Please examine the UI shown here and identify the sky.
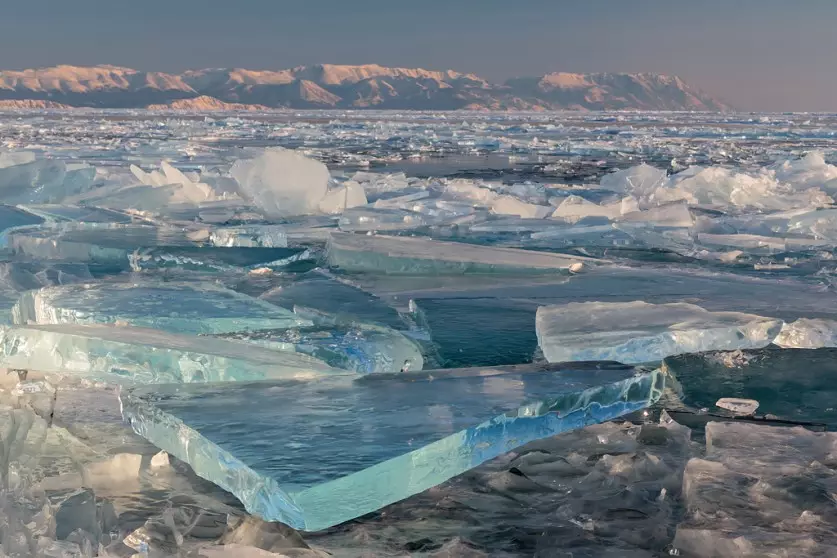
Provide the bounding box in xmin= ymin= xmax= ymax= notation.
xmin=1 ymin=0 xmax=835 ymax=111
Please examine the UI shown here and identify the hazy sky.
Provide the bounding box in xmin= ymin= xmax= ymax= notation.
xmin=2 ymin=0 xmax=835 ymax=111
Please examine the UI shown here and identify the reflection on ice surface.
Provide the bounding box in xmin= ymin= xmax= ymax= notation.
xmin=1 ymin=110 xmax=837 ymax=555
xmin=120 ymin=363 xmax=663 ymax=531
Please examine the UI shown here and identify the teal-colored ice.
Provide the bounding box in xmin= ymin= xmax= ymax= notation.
xmin=5 ymin=222 xmax=303 ymax=272
xmin=0 ymin=323 xmax=337 ymax=383
xmin=221 ymin=323 xmax=423 ymax=374
xmin=120 ymin=362 xmax=663 ymax=531
xmin=12 ymin=282 xmax=310 ymax=334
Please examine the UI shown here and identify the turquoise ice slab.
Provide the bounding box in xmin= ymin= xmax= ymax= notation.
xmin=120 ymin=362 xmax=664 ymax=531
xmin=0 ymin=324 xmax=337 ymax=383
xmin=13 ymin=282 xmax=310 ymax=334
xmin=5 ymin=222 xmax=304 ymax=271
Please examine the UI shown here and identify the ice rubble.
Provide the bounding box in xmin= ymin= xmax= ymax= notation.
xmin=536 ymin=301 xmax=783 ymax=364
xmin=4 ymin=114 xmax=837 ymax=553
xmin=120 ymin=363 xmax=663 ymax=531
xmin=673 ymin=422 xmax=837 ymax=556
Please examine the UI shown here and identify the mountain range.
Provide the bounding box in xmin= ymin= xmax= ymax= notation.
xmin=0 ymin=64 xmax=731 ymax=111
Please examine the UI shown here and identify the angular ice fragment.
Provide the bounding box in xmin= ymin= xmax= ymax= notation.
xmin=0 ymin=324 xmax=335 ymax=383
xmin=327 ymin=233 xmax=598 ymax=275
xmin=617 ymin=202 xmax=694 ymax=228
xmin=351 ymin=171 xmax=410 ymax=195
xmin=551 ymin=195 xmax=622 ymax=222
xmin=772 ymin=151 xmax=837 ymax=192
xmin=715 ymin=397 xmax=759 ymax=416
xmin=774 ymin=318 xmax=837 ymax=349
xmin=664 ymin=347 xmax=837 ymax=427
xmin=338 ymin=207 xmax=431 ymax=232
xmin=120 ymin=362 xmax=663 ymax=531
xmin=599 ymin=164 xmax=667 ymax=198
xmin=373 ymin=190 xmax=432 ymax=209
xmin=259 ymin=273 xmax=405 ymax=330
xmin=490 ymin=195 xmax=552 ymax=219
xmin=209 ymin=225 xmax=288 ymax=248
xmin=0 ymin=159 xmax=65 ymax=204
xmin=12 ymin=282 xmax=310 ymax=334
xmin=536 ymin=301 xmax=782 ymax=364
xmin=230 ymin=148 xmax=329 ymax=217
xmin=317 ymin=181 xmax=367 ymax=214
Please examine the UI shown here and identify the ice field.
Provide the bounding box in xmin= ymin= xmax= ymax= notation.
xmin=1 ymin=109 xmax=837 ymax=556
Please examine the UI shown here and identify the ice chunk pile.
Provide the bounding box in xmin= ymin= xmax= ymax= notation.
xmin=674 ymin=422 xmax=837 ymax=556
xmin=7 ymin=112 xmax=837 ymax=551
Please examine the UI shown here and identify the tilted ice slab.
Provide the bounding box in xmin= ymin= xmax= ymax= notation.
xmin=259 ymin=272 xmax=406 ymax=330
xmin=327 ymin=232 xmax=598 ymax=275
xmin=0 ymin=324 xmax=336 ymax=383
xmin=6 ymin=222 xmax=304 ymax=272
xmin=536 ymin=301 xmax=783 ymax=364
xmin=120 ymin=362 xmax=663 ymax=531
xmin=13 ymin=282 xmax=310 ymax=334
xmin=5 ymin=223 xmax=200 ymax=263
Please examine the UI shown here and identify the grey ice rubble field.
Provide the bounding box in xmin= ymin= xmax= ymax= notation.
xmin=2 ymin=109 xmax=837 ymax=557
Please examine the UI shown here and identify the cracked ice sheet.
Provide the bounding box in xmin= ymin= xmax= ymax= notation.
xmin=0 ymin=324 xmax=337 ymax=383
xmin=120 ymin=362 xmax=663 ymax=532
xmin=673 ymin=422 xmax=837 ymax=557
xmin=536 ymin=301 xmax=782 ymax=365
xmin=12 ymin=281 xmax=310 ymax=334
xmin=326 ymin=232 xmax=599 ymax=275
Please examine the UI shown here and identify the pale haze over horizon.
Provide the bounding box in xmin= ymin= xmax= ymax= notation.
xmin=3 ymin=0 xmax=834 ymax=112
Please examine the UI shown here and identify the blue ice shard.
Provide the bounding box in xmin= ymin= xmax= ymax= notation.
xmin=120 ymin=362 xmax=663 ymax=531
xmin=12 ymin=282 xmax=310 ymax=334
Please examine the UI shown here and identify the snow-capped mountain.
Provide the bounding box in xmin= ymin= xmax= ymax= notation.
xmin=0 ymin=64 xmax=731 ymax=111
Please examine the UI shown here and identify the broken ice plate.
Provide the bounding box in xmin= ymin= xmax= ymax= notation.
xmin=120 ymin=362 xmax=663 ymax=531
xmin=5 ymin=222 xmax=302 ymax=271
xmin=536 ymin=301 xmax=783 ymax=364
xmin=13 ymin=282 xmax=310 ymax=334
xmin=327 ymin=232 xmax=598 ymax=275
xmin=0 ymin=324 xmax=337 ymax=383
